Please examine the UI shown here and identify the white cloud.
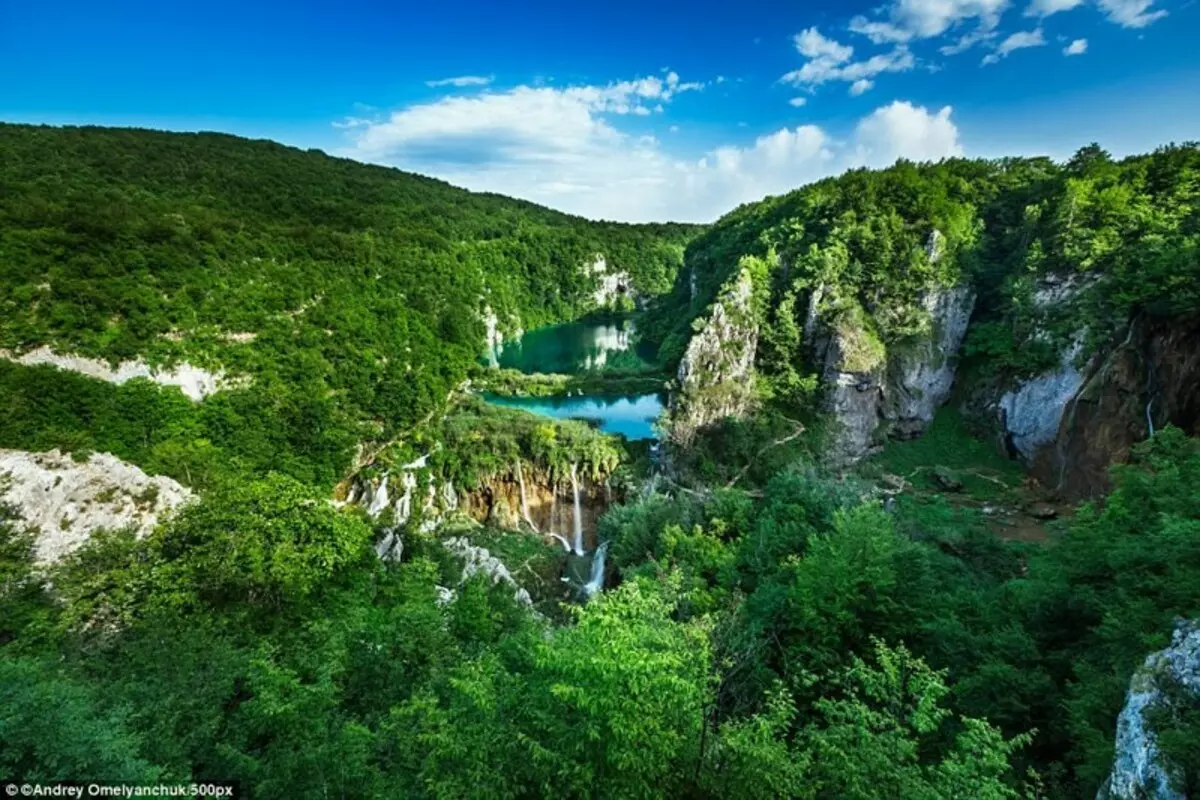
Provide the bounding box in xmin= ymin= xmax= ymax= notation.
xmin=789 ymin=96 xmax=809 ymax=107
xmin=850 ymin=0 xmax=1010 ymax=44
xmin=849 ymin=79 xmax=875 ymax=95
xmin=669 ymin=125 xmax=680 ymax=133
xmin=1096 ymin=0 xmax=1167 ymax=26
xmin=939 ymin=28 xmax=998 ymax=54
xmin=1024 ymin=0 xmax=1085 ymax=16
xmin=337 ymin=78 xmax=965 ymax=223
xmin=425 ymin=75 xmax=494 ymax=88
xmin=794 ymin=27 xmax=855 ymax=62
xmin=982 ymin=27 xmax=1047 ymax=62
xmin=1063 ymin=37 xmax=1089 ymax=54
xmin=782 ymin=46 xmax=915 ymax=89
xmin=853 ymin=101 xmax=965 ymax=165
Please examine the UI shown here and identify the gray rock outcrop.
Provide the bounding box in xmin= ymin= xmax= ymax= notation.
xmin=443 ymin=536 xmax=533 ymax=606
xmin=1098 ymin=619 xmax=1200 ymax=800
xmin=0 ymin=449 xmax=193 ymax=564
xmin=808 ymin=283 xmax=975 ymax=466
xmin=668 ymin=268 xmax=759 ymax=447
xmin=999 ymin=338 xmax=1087 ymax=462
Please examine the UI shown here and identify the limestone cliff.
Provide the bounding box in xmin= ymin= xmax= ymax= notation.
xmin=974 ymin=272 xmax=1200 ymax=498
xmin=1098 ymin=619 xmax=1200 ymax=800
xmin=0 ymin=449 xmax=193 ymax=564
xmin=586 ymin=254 xmax=637 ymax=311
xmin=667 ymin=268 xmax=759 ymax=447
xmin=807 ymin=283 xmax=975 ymax=466
xmin=346 ymin=458 xmax=614 ymax=554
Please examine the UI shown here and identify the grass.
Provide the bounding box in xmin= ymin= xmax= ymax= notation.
xmin=863 ymin=407 xmax=1025 ymax=502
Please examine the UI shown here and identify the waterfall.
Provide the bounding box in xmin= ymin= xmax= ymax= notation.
xmin=514 ymin=460 xmax=538 ymax=532
xmin=582 ymin=541 xmax=609 ymax=601
xmin=570 ymin=462 xmax=584 ymax=556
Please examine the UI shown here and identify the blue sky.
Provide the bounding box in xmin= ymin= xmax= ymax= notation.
xmin=3 ymin=0 xmax=1198 ymax=221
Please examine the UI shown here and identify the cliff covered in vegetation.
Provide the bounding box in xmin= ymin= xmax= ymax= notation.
xmin=650 ymin=144 xmax=1200 ymax=490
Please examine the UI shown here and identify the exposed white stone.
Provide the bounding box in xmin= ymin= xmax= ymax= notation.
xmin=0 ymin=449 xmax=193 ymax=565
xmin=885 ymin=286 xmax=976 ymax=437
xmin=586 ymin=254 xmax=634 ymax=309
xmin=1034 ymin=272 xmax=1095 ymax=309
xmin=442 ymin=536 xmax=533 ymax=606
xmin=366 ymin=475 xmax=391 ymax=517
xmin=999 ymin=339 xmax=1085 ymax=462
xmin=1098 ymin=619 xmax=1200 ymax=800
xmin=0 ymin=346 xmax=232 ymax=401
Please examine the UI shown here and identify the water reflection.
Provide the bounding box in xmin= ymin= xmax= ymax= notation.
xmin=490 ymin=318 xmax=650 ymax=374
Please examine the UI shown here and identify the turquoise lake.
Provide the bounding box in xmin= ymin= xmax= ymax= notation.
xmin=489 ymin=318 xmax=655 ymax=374
xmin=483 ymin=318 xmax=664 ymax=440
xmin=482 ymin=392 xmax=664 ymax=441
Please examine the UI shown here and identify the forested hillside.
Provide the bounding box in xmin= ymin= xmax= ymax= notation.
xmin=2 ymin=126 xmax=1199 ymax=799
xmin=0 ymin=123 xmax=695 ymax=485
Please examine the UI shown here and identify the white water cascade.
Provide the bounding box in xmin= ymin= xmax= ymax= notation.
xmin=570 ymin=462 xmax=584 ymax=556
xmin=514 ymin=460 xmax=538 ymax=532
xmin=582 ymin=541 xmax=609 ymax=601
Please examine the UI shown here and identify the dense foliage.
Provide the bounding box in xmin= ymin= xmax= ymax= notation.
xmin=6 ymin=426 xmax=1197 ymax=797
xmin=0 ymin=123 xmax=695 ymax=486
xmin=3 ymin=125 xmax=1200 ymax=798
xmin=645 ymin=143 xmax=1200 ymax=400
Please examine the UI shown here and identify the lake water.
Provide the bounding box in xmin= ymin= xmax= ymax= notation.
xmin=490 ymin=318 xmax=654 ymax=374
xmin=483 ymin=318 xmax=664 ymax=440
xmin=482 ymin=392 xmax=664 ymax=441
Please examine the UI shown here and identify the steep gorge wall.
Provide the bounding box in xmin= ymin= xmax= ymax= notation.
xmin=967 ymin=273 xmax=1200 ymax=498
xmin=807 ymin=283 xmax=975 ymax=466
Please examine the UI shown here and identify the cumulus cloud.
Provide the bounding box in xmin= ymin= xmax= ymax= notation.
xmin=1063 ymin=37 xmax=1088 ymax=54
xmin=789 ymin=96 xmax=809 ymax=107
xmin=1096 ymin=0 xmax=1167 ymax=26
xmin=849 ymin=79 xmax=875 ymax=96
xmin=425 ymin=75 xmax=494 ymax=88
xmin=337 ymin=78 xmax=965 ymax=223
xmin=852 ymin=102 xmax=964 ymax=165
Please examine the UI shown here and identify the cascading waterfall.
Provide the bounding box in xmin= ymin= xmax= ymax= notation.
xmin=570 ymin=462 xmax=584 ymax=556
xmin=582 ymin=541 xmax=609 ymax=600
xmin=514 ymin=460 xmax=538 ymax=532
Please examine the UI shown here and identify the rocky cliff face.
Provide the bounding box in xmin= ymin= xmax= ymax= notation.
xmin=586 ymin=254 xmax=637 ymax=311
xmin=1052 ymin=317 xmax=1200 ymax=498
xmin=807 ymin=283 xmax=975 ymax=466
xmin=347 ymin=459 xmax=614 ymax=554
xmin=667 ymin=268 xmax=759 ymax=447
xmin=974 ymin=272 xmax=1200 ymax=498
xmin=0 ymin=449 xmax=193 ymax=564
xmin=1098 ymin=619 xmax=1200 ymax=800
xmin=442 ymin=536 xmax=533 ymax=606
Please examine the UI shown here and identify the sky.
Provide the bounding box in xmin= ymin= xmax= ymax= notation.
xmin=2 ymin=0 xmax=1198 ymax=223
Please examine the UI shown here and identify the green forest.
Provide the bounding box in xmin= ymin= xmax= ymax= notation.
xmin=1 ymin=125 xmax=1199 ymax=799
